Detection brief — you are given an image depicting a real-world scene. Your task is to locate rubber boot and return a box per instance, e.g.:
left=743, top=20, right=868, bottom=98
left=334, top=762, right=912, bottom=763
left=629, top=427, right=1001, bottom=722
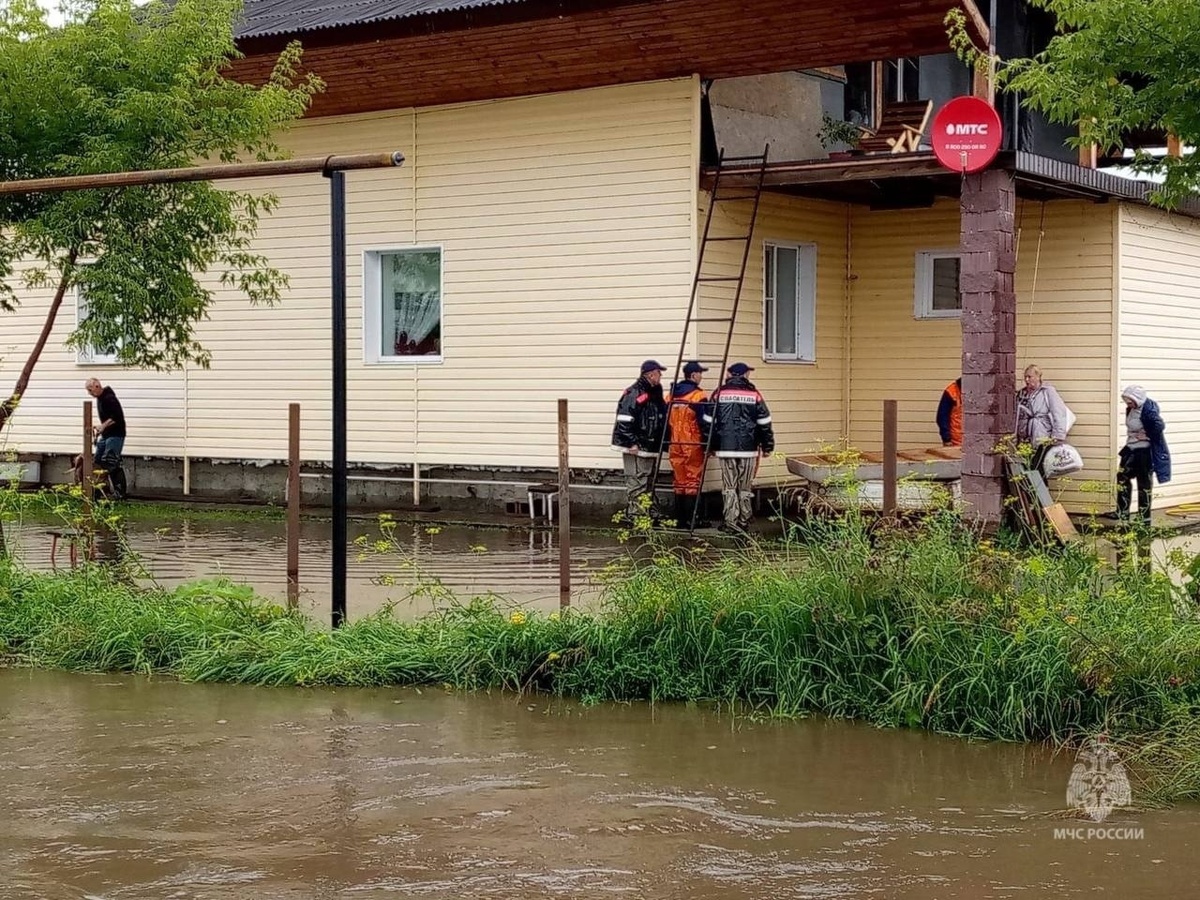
left=110, top=466, right=128, bottom=501
left=672, top=493, right=687, bottom=528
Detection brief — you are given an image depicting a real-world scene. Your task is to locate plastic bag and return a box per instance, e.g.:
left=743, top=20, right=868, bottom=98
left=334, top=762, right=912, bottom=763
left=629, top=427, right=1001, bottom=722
left=1041, top=442, right=1084, bottom=478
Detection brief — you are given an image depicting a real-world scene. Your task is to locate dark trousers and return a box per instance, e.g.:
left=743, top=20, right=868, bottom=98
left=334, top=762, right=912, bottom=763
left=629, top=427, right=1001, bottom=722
left=1117, top=446, right=1153, bottom=524
left=1030, top=442, right=1052, bottom=476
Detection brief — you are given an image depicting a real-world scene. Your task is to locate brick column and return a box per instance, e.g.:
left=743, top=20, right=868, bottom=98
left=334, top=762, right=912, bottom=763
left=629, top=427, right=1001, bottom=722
left=960, top=169, right=1016, bottom=525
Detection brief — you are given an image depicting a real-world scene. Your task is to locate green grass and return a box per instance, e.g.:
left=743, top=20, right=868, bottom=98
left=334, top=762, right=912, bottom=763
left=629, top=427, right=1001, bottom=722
left=1, top=489, right=287, bottom=524
left=3, top=509, right=1200, bottom=800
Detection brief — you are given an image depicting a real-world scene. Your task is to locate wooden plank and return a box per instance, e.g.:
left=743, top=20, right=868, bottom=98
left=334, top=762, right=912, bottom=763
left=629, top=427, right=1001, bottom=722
left=961, top=0, right=991, bottom=47
left=1043, top=502, right=1079, bottom=543
left=708, top=154, right=949, bottom=189
left=1025, top=467, right=1055, bottom=508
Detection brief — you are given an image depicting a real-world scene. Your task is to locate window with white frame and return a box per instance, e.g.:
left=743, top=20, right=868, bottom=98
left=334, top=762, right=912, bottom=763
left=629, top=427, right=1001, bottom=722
left=75, top=284, right=122, bottom=365
left=763, top=241, right=817, bottom=362
left=914, top=250, right=963, bottom=319
left=363, top=247, right=443, bottom=363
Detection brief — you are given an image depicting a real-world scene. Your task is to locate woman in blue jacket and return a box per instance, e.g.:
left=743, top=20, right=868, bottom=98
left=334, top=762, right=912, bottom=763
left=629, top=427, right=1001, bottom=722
left=1117, top=385, right=1170, bottom=525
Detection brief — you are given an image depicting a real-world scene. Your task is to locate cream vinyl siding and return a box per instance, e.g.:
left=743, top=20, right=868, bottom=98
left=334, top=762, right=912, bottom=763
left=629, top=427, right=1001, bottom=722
left=1, top=78, right=699, bottom=471
left=0, top=261, right=185, bottom=459
left=696, top=193, right=850, bottom=479
left=847, top=199, right=1116, bottom=511
left=1118, top=204, right=1200, bottom=506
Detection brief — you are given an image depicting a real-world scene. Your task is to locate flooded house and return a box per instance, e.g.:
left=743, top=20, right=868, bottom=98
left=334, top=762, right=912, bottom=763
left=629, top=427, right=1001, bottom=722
left=3, top=0, right=1199, bottom=519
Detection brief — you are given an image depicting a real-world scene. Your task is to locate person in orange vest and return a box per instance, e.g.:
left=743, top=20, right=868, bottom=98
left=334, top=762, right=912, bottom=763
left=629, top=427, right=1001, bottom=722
left=666, top=361, right=710, bottom=526
left=937, top=378, right=963, bottom=447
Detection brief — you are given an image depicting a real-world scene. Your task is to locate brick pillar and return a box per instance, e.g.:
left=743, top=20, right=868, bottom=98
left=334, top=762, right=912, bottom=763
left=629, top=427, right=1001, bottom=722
left=960, top=169, right=1016, bottom=525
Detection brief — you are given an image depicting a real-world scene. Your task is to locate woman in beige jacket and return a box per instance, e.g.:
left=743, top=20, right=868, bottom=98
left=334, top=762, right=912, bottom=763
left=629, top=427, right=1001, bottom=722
left=1015, top=365, right=1070, bottom=473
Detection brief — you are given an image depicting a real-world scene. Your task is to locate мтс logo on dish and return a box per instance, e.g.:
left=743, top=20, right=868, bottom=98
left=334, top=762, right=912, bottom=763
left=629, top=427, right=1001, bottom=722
left=946, top=123, right=990, bottom=136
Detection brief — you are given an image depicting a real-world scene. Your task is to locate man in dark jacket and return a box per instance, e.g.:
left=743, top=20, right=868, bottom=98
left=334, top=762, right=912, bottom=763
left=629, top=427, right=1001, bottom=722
left=612, top=360, right=669, bottom=520
left=84, top=377, right=128, bottom=499
left=703, top=362, right=774, bottom=533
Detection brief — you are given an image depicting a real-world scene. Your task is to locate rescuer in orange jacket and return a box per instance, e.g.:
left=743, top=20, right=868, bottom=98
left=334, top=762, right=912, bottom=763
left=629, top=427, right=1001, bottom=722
left=667, top=361, right=710, bottom=526
left=937, top=378, right=963, bottom=446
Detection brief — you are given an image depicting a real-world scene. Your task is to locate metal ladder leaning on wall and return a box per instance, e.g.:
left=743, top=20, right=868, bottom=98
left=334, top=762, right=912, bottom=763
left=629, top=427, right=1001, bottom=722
left=649, top=145, right=769, bottom=533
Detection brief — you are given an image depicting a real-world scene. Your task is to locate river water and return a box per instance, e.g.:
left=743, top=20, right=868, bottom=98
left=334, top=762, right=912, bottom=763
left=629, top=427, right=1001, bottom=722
left=3, top=514, right=624, bottom=619
left=0, top=669, right=1192, bottom=899
left=3, top=512, right=1199, bottom=895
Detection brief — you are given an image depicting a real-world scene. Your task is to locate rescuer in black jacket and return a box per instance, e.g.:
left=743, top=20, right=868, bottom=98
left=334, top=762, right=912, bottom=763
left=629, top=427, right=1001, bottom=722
left=612, top=359, right=669, bottom=520
left=702, top=362, right=774, bottom=532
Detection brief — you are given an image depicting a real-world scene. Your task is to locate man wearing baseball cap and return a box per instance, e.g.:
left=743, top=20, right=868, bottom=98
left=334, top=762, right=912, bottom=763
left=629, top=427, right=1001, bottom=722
left=702, top=362, right=774, bottom=533
left=666, top=361, right=710, bottom=527
left=611, top=359, right=669, bottom=521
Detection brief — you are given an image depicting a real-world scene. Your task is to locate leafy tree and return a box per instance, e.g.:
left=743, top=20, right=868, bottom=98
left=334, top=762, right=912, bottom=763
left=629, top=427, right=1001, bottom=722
left=949, top=0, right=1200, bottom=209
left=0, top=0, right=321, bottom=432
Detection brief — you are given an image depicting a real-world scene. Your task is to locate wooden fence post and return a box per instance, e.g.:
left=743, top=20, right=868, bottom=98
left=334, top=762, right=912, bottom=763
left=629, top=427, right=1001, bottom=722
left=287, top=403, right=300, bottom=609
left=883, top=400, right=898, bottom=515
left=558, top=399, right=571, bottom=609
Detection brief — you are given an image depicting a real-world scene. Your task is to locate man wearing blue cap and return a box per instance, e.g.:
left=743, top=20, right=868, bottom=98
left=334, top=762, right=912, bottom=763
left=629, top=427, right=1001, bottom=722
left=702, top=362, right=774, bottom=533
left=612, top=359, right=669, bottom=521
left=666, top=361, right=710, bottom=526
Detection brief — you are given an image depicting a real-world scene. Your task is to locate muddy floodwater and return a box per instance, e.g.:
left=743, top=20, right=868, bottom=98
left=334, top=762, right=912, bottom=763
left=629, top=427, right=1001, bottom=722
left=0, top=669, right=1193, bottom=899
left=5, top=514, right=624, bottom=618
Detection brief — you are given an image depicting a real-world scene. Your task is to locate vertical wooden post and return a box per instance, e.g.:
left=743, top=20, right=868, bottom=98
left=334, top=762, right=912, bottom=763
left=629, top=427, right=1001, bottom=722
left=287, top=402, right=300, bottom=610
left=882, top=400, right=898, bottom=515
left=871, top=61, right=885, bottom=126
left=1078, top=142, right=1098, bottom=169
left=412, top=371, right=421, bottom=507
left=81, top=402, right=94, bottom=547
left=1168, top=134, right=1183, bottom=158
left=557, top=398, right=571, bottom=609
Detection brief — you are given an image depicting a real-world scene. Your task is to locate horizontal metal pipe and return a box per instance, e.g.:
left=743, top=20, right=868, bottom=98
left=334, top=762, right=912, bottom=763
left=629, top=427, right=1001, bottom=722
left=0, top=151, right=406, bottom=195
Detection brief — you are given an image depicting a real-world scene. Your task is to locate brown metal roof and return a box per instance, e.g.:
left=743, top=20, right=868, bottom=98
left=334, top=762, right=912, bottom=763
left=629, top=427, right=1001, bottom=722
left=236, top=0, right=527, bottom=40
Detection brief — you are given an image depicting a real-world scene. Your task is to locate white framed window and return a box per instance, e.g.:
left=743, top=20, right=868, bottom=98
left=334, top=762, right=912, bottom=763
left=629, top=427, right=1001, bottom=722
left=363, top=246, right=443, bottom=364
left=75, top=284, right=121, bottom=366
left=763, top=240, right=817, bottom=362
left=915, top=250, right=963, bottom=319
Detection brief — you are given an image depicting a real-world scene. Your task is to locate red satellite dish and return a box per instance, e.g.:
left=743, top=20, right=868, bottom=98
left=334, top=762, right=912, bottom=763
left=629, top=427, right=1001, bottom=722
left=931, top=96, right=1003, bottom=174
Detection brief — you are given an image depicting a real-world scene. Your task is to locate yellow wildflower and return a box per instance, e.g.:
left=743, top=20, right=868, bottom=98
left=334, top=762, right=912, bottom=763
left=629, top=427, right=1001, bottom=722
left=547, top=652, right=560, bottom=661
left=509, top=610, right=527, bottom=625
left=548, top=612, right=560, bottom=622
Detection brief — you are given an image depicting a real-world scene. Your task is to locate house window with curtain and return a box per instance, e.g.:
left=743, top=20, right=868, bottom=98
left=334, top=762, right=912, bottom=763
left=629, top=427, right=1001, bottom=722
left=763, top=240, right=817, bottom=362
left=75, top=282, right=122, bottom=366
left=363, top=247, right=443, bottom=363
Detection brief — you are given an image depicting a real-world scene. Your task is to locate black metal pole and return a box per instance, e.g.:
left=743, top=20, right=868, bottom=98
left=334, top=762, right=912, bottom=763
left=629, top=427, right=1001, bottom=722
left=327, top=169, right=348, bottom=629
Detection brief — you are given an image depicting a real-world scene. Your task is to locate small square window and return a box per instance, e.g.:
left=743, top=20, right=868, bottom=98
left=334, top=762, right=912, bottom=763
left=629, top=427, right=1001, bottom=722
left=75, top=284, right=122, bottom=366
left=763, top=241, right=817, bottom=362
left=363, top=247, right=443, bottom=364
left=915, top=250, right=962, bottom=319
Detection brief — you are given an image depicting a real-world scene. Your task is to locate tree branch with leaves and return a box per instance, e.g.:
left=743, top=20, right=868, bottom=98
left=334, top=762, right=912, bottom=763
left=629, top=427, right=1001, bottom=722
left=947, top=0, right=1200, bottom=209
left=0, top=0, right=322, bottom=432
